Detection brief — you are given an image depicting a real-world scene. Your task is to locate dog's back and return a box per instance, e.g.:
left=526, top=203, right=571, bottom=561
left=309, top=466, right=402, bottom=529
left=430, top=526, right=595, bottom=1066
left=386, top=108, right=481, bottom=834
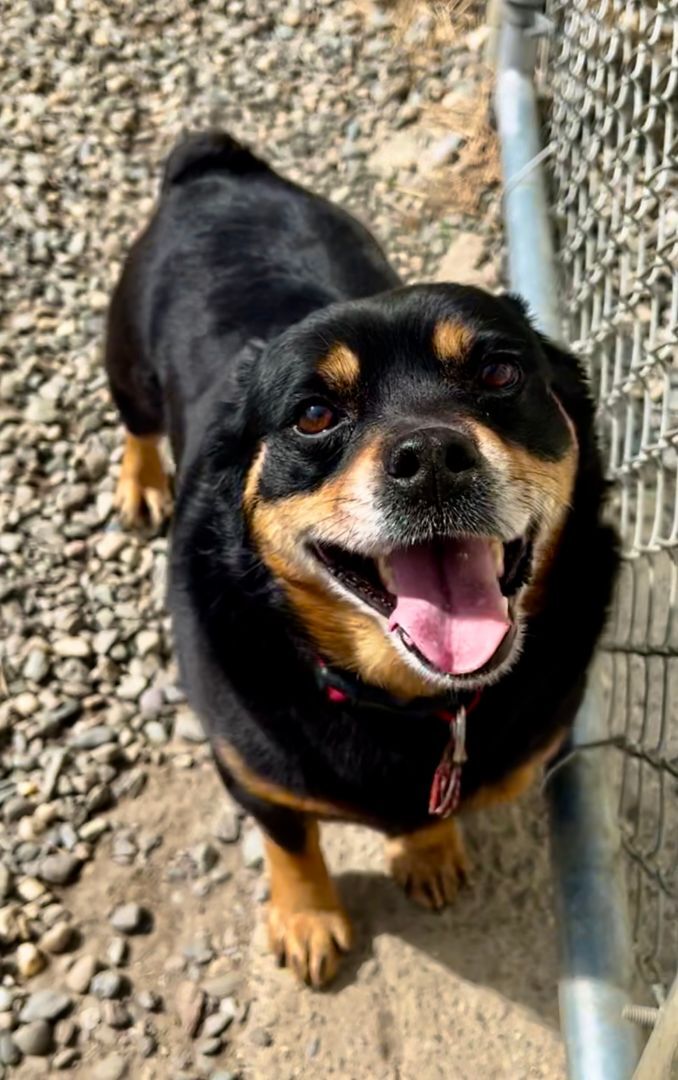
left=106, top=132, right=398, bottom=466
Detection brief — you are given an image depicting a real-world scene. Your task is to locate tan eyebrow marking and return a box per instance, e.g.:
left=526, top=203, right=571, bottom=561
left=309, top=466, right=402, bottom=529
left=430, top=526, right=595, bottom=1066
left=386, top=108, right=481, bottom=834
left=432, top=320, right=474, bottom=363
left=316, top=343, right=360, bottom=392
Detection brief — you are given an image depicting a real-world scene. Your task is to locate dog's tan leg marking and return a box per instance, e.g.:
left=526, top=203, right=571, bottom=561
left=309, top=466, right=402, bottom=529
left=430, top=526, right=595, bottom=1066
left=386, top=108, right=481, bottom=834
left=265, top=819, right=352, bottom=989
left=114, top=433, right=172, bottom=529
left=385, top=817, right=470, bottom=911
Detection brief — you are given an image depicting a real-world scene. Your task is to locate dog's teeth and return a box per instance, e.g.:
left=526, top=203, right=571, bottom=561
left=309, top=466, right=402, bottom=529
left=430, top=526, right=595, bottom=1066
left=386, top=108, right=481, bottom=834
left=377, top=556, right=395, bottom=592
left=490, top=539, right=504, bottom=577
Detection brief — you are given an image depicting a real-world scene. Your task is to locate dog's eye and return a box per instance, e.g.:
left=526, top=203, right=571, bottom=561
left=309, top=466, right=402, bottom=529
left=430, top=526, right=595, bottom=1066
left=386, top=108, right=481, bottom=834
left=295, top=400, right=338, bottom=436
left=479, top=361, right=521, bottom=391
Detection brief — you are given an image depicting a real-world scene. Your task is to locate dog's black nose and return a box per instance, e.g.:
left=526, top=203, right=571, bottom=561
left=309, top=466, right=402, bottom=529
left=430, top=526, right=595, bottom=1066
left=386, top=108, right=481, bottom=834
left=385, top=426, right=480, bottom=495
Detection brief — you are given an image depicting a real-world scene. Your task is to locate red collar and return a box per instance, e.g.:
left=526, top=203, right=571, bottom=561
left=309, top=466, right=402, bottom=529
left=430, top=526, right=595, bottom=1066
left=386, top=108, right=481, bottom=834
left=316, top=658, right=482, bottom=818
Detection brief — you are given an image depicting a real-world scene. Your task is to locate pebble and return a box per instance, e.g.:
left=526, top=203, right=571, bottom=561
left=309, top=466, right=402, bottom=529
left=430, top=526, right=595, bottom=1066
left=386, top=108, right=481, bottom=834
left=109, top=902, right=149, bottom=934
left=102, top=1001, right=131, bottom=1028
left=0, top=1034, right=21, bottom=1067
left=66, top=954, right=99, bottom=994
left=143, top=720, right=168, bottom=745
left=139, top=686, right=164, bottom=719
left=70, top=724, right=116, bottom=750
left=38, top=852, right=81, bottom=886
left=95, top=534, right=128, bottom=561
left=202, top=1012, right=231, bottom=1038
left=53, top=1048, right=80, bottom=1069
left=40, top=920, right=76, bottom=954
left=175, top=981, right=205, bottom=1038
left=0, top=992, right=12, bottom=1013
left=90, top=970, right=126, bottom=1000
left=250, top=1026, right=274, bottom=1048
left=136, top=990, right=162, bottom=1012
left=53, top=636, right=91, bottom=659
left=214, top=809, right=240, bottom=844
left=241, top=826, right=265, bottom=870
left=106, top=937, right=128, bottom=967
left=192, top=842, right=219, bottom=875
left=19, top=990, right=72, bottom=1023
left=198, top=1036, right=222, bottom=1056
left=13, top=1020, right=53, bottom=1057
left=92, top=1052, right=129, bottom=1080
left=173, top=710, right=206, bottom=743
left=16, top=942, right=47, bottom=978
left=23, top=648, right=50, bottom=684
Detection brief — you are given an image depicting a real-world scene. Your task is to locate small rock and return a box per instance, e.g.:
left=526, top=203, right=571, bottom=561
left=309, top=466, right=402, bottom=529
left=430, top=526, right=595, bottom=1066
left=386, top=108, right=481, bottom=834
left=53, top=1048, right=80, bottom=1069
left=90, top=971, right=125, bottom=1000
left=40, top=921, right=76, bottom=954
left=214, top=810, right=240, bottom=844
left=13, top=1020, right=53, bottom=1056
left=175, top=980, right=205, bottom=1038
left=218, top=996, right=237, bottom=1026
left=95, top=534, right=128, bottom=561
left=19, top=990, right=71, bottom=1023
left=306, top=1034, right=321, bottom=1059
left=0, top=866, right=12, bottom=901
left=70, top=724, right=115, bottom=750
left=143, top=720, right=167, bottom=745
left=23, top=648, right=50, bottom=684
left=139, top=687, right=164, bottom=719
left=241, top=825, right=264, bottom=870
left=102, top=1001, right=131, bottom=1029
left=117, top=674, right=147, bottom=701
left=0, top=1033, right=21, bottom=1066
left=16, top=942, right=47, bottom=978
left=0, top=991, right=12, bottom=1012
left=202, top=1012, right=230, bottom=1038
left=92, top=1052, right=128, bottom=1080
left=135, top=630, right=159, bottom=657
left=106, top=937, right=128, bottom=967
left=109, top=902, right=149, bottom=934
left=39, top=852, right=81, bottom=886
left=202, top=974, right=238, bottom=999
left=66, top=954, right=99, bottom=994
left=173, top=710, right=206, bottom=743
left=16, top=877, right=46, bottom=902
left=136, top=990, right=162, bottom=1012
left=25, top=398, right=58, bottom=424
left=250, top=1026, right=273, bottom=1048
left=53, top=636, right=91, bottom=659
left=211, top=1073, right=237, bottom=1080
left=191, top=842, right=219, bottom=875
left=198, top=1036, right=222, bottom=1056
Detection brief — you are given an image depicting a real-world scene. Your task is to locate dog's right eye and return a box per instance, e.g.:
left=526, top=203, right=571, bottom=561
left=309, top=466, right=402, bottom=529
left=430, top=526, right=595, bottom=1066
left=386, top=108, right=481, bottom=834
left=294, top=400, right=338, bottom=436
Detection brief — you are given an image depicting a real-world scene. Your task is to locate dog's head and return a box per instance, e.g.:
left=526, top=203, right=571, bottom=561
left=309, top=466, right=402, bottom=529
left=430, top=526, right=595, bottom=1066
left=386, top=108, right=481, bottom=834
left=236, top=284, right=586, bottom=699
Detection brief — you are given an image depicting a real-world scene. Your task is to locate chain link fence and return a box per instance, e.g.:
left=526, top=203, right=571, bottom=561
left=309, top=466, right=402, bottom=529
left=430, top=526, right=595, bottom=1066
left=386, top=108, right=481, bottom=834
left=538, top=0, right=678, bottom=999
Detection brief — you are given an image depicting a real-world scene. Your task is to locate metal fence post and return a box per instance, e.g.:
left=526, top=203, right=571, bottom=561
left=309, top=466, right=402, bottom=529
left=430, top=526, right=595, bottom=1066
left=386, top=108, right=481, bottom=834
left=495, top=3, right=642, bottom=1076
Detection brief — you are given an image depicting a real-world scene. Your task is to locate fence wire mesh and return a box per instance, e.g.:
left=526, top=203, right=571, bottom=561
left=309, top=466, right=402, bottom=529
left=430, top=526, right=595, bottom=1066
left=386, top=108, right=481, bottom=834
left=538, top=0, right=678, bottom=995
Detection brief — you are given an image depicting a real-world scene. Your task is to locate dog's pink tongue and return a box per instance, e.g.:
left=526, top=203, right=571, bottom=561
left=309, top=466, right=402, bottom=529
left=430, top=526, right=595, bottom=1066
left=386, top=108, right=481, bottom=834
left=387, top=539, right=510, bottom=675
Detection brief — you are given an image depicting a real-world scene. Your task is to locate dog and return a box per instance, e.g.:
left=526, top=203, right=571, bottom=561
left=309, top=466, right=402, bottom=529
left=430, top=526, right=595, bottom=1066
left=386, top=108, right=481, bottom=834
left=105, top=131, right=618, bottom=988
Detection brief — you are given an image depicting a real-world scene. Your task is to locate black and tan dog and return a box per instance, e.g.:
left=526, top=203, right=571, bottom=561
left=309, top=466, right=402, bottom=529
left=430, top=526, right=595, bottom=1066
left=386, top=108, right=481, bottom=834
left=105, top=131, right=618, bottom=988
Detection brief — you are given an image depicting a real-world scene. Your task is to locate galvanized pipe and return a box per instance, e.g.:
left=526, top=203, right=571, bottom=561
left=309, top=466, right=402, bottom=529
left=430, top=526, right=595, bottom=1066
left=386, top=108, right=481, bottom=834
left=494, top=4, right=641, bottom=1077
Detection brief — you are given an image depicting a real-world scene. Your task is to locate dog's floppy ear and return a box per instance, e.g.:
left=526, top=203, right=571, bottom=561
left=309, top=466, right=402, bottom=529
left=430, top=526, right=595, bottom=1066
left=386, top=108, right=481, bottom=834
left=501, top=292, right=595, bottom=434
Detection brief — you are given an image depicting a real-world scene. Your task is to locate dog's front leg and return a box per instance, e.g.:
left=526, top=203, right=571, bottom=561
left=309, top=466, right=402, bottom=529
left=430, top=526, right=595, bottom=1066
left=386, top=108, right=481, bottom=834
left=265, top=817, right=352, bottom=988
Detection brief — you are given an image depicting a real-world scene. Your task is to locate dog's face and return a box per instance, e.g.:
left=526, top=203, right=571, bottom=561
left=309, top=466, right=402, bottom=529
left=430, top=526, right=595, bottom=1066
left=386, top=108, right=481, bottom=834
left=241, top=284, right=579, bottom=698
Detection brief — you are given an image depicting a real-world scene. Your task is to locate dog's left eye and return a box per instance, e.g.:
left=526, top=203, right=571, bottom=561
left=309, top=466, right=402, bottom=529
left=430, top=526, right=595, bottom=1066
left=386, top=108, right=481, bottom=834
left=479, top=360, right=521, bottom=391
left=295, top=400, right=338, bottom=436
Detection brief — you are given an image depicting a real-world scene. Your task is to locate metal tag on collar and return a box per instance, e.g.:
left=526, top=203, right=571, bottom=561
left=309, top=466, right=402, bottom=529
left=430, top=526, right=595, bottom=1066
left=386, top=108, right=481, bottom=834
left=429, top=705, right=467, bottom=818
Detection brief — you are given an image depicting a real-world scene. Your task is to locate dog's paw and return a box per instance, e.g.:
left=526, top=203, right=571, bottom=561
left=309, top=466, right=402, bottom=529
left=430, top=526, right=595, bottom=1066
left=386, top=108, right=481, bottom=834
left=267, top=903, right=353, bottom=988
left=114, top=434, right=172, bottom=530
left=114, top=473, right=172, bottom=529
left=386, top=819, right=470, bottom=911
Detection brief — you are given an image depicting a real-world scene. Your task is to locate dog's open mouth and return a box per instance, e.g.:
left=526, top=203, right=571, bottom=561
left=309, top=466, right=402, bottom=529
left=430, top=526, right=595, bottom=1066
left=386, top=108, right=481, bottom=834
left=309, top=535, right=533, bottom=677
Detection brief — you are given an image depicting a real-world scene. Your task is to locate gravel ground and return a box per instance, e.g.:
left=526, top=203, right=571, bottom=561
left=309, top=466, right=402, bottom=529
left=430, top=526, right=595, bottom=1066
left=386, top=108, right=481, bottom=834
left=0, top=1, right=563, bottom=1077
